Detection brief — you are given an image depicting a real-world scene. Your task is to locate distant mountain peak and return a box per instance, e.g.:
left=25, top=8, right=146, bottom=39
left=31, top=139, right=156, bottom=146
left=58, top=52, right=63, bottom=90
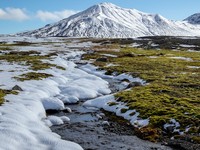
left=184, top=13, right=200, bottom=24
left=18, top=3, right=200, bottom=38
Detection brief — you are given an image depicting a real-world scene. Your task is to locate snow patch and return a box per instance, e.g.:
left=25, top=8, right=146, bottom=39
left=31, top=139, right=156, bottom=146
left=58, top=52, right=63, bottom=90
left=83, top=94, right=149, bottom=128
left=169, top=57, right=193, bottom=61
left=101, top=54, right=117, bottom=57
left=42, top=97, right=65, bottom=110
left=115, top=73, right=146, bottom=85
left=187, top=66, right=200, bottom=69
left=179, top=44, right=197, bottom=48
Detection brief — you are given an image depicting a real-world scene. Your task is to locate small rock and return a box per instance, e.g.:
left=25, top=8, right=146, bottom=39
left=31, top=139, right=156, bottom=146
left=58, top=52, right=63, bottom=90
left=165, top=126, right=174, bottom=133
left=96, top=57, right=108, bottom=62
left=12, top=85, right=23, bottom=91
left=133, top=82, right=143, bottom=86
left=127, top=82, right=142, bottom=88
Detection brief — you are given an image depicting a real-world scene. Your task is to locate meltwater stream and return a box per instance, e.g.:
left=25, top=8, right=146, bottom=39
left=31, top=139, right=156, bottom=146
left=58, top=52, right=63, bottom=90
left=50, top=62, right=172, bottom=150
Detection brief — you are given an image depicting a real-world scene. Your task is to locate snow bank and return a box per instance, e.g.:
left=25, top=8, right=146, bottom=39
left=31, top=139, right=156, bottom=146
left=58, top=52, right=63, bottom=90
left=0, top=71, right=83, bottom=149
left=81, top=64, right=148, bottom=128
left=83, top=94, right=149, bottom=128
left=80, top=64, right=146, bottom=86
left=115, top=73, right=146, bottom=85
left=0, top=37, right=112, bottom=150
left=46, top=115, right=70, bottom=126
left=0, top=57, right=111, bottom=149
left=79, top=63, right=112, bottom=79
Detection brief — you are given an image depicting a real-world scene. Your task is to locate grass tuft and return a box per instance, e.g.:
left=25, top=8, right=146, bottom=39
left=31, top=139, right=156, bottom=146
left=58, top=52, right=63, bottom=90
left=14, top=72, right=53, bottom=81
left=0, top=51, right=65, bottom=71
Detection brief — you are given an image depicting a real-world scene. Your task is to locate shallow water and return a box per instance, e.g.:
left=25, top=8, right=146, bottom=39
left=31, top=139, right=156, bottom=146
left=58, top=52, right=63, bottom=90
left=51, top=64, right=172, bottom=150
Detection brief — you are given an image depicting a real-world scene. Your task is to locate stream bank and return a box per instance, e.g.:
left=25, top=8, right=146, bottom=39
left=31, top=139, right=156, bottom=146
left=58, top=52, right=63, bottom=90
left=50, top=62, right=171, bottom=150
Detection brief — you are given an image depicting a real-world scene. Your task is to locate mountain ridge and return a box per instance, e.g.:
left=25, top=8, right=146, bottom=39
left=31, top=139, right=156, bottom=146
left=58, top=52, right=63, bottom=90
left=18, top=2, right=200, bottom=38
left=184, top=13, right=200, bottom=24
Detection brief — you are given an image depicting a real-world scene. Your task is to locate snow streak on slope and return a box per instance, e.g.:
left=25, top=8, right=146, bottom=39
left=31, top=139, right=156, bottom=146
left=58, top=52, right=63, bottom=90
left=18, top=3, right=200, bottom=38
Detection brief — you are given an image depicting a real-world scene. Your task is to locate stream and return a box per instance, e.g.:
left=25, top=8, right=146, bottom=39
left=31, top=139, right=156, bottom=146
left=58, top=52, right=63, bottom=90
left=50, top=53, right=172, bottom=150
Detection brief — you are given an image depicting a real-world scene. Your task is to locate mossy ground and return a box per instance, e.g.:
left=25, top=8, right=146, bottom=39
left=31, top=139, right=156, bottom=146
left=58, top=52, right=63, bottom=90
left=0, top=41, right=34, bottom=47
left=0, top=48, right=65, bottom=103
left=0, top=89, right=7, bottom=105
left=14, top=72, right=53, bottom=81
left=0, top=46, right=12, bottom=51
left=0, top=89, right=18, bottom=105
left=0, top=50, right=65, bottom=71
left=83, top=45, right=200, bottom=142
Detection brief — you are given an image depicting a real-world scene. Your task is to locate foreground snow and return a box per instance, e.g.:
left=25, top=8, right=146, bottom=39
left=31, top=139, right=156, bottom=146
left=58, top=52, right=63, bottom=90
left=0, top=37, right=111, bottom=150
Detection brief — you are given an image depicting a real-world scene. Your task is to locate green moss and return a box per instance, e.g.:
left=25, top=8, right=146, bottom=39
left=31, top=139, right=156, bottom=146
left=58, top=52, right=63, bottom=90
left=188, top=127, right=200, bottom=134
left=83, top=47, right=200, bottom=135
left=192, top=136, right=200, bottom=144
left=0, top=89, right=7, bottom=105
left=116, top=83, right=200, bottom=128
left=55, top=66, right=66, bottom=70
left=0, top=89, right=18, bottom=105
left=27, top=61, right=57, bottom=71
left=14, top=72, right=53, bottom=81
left=0, top=51, right=64, bottom=71
left=0, top=46, right=12, bottom=51
left=0, top=41, right=34, bottom=47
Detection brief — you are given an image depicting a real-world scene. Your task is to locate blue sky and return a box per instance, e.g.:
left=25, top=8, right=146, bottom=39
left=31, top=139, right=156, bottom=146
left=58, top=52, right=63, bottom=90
left=0, top=0, right=200, bottom=34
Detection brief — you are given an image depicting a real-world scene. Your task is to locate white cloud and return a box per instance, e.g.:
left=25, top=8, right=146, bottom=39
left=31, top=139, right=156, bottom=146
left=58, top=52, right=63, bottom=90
left=0, top=7, right=29, bottom=21
left=0, top=8, right=79, bottom=22
left=36, top=10, right=79, bottom=22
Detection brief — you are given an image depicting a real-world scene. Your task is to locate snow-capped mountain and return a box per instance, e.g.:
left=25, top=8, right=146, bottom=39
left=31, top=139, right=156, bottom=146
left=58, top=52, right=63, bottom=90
left=184, top=13, right=200, bottom=24
left=18, top=2, right=200, bottom=38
